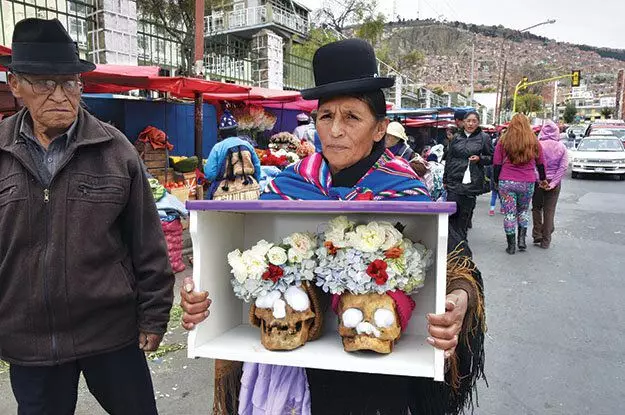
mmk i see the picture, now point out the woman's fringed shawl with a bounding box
[213,359,243,415]
[442,238,487,415]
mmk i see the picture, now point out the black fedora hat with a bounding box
[301,38,394,100]
[0,18,96,74]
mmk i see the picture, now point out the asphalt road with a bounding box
[474,172,625,415]
[0,170,623,415]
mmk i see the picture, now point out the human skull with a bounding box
[337,292,401,354]
[251,283,321,351]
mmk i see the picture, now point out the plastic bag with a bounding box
[462,162,472,184]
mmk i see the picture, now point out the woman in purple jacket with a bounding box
[532,120,569,249]
[494,114,548,254]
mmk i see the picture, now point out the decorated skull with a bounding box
[337,292,401,354]
[250,282,322,351]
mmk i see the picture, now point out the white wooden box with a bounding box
[186,200,455,381]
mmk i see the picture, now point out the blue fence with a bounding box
[82,95,218,158]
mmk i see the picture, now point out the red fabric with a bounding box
[161,219,185,273]
[138,126,173,151]
[331,290,416,333]
[78,63,250,98]
[404,119,452,128]
[386,290,416,332]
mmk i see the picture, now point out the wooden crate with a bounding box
[135,140,170,183]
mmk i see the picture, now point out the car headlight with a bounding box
[613,159,625,164]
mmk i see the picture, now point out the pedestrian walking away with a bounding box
[443,110,494,240]
[532,120,569,249]
[0,18,174,415]
[493,114,548,254]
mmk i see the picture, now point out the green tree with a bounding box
[376,46,424,73]
[137,0,222,74]
[563,102,577,124]
[316,0,377,34]
[291,27,339,61]
[355,12,386,46]
[600,107,614,119]
[516,93,543,114]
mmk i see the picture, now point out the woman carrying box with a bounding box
[181,39,486,415]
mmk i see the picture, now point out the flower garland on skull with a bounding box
[228,233,323,350]
[314,216,434,353]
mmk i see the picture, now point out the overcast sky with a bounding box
[297,0,625,50]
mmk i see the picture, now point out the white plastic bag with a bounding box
[462,162,472,184]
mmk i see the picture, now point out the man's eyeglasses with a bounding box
[18,76,83,95]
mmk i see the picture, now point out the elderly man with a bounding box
[0,18,173,414]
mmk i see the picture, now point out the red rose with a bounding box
[366,259,389,285]
[262,264,284,283]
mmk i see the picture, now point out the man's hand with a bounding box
[468,155,480,164]
[426,289,468,358]
[180,277,211,330]
[139,332,163,352]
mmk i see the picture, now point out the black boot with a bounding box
[506,234,516,255]
[518,227,527,251]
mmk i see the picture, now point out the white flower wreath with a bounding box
[314,216,434,295]
[228,232,319,302]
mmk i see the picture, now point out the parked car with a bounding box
[570,136,625,180]
[584,121,625,145]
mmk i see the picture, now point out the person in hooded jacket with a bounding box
[532,120,568,249]
[443,111,494,240]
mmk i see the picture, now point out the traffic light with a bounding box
[571,70,581,87]
[521,77,529,90]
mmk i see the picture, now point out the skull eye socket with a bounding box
[255,290,281,309]
[374,308,396,328]
[342,308,364,328]
[284,286,310,311]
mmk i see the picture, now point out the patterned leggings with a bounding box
[498,180,535,235]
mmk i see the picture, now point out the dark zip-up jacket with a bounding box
[443,128,494,196]
[0,107,174,366]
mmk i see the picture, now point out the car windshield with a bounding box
[577,138,624,152]
[591,126,625,138]
[605,129,625,139]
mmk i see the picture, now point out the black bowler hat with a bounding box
[301,38,394,100]
[0,18,96,74]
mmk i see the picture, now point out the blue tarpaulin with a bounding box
[82,94,218,157]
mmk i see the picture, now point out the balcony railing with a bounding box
[205,5,309,37]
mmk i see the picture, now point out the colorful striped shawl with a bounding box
[262,149,431,201]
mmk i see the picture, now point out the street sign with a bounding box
[572,70,581,87]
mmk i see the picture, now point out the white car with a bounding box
[570,136,625,180]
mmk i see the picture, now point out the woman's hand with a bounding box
[468,155,480,164]
[426,289,468,358]
[180,277,212,330]
[538,180,550,190]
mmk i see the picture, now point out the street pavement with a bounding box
[0,171,623,414]
[474,173,625,415]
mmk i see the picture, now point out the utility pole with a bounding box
[194,0,205,161]
[470,41,475,105]
[553,80,558,121]
[495,19,556,123]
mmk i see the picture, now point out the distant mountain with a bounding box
[373,19,625,100]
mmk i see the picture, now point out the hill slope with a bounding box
[375,19,625,99]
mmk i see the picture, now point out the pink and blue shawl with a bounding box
[262,149,430,201]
